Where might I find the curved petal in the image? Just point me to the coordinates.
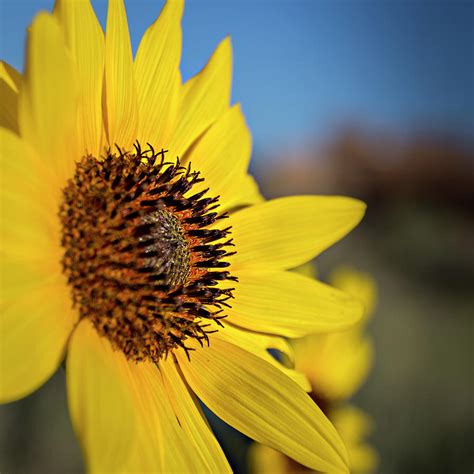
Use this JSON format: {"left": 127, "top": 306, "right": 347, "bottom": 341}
{"left": 104, "top": 0, "right": 138, "bottom": 149}
{"left": 169, "top": 37, "right": 232, "bottom": 159}
{"left": 0, "top": 280, "right": 76, "bottom": 403}
{"left": 0, "top": 128, "right": 62, "bottom": 262}
{"left": 227, "top": 269, "right": 363, "bottom": 337}
{"left": 216, "top": 322, "right": 311, "bottom": 392}
{"left": 160, "top": 357, "right": 232, "bottom": 473}
{"left": 18, "top": 12, "right": 78, "bottom": 182}
{"left": 1, "top": 252, "right": 58, "bottom": 305}
{"left": 68, "top": 320, "right": 214, "bottom": 473}
{"left": 226, "top": 195, "right": 366, "bottom": 271}
{"left": 67, "top": 320, "right": 139, "bottom": 473}
{"left": 123, "top": 360, "right": 202, "bottom": 473}
{"left": 177, "top": 337, "right": 349, "bottom": 473}
{"left": 0, "top": 61, "right": 21, "bottom": 133}
{"left": 134, "top": 0, "right": 183, "bottom": 147}
{"left": 184, "top": 104, "right": 255, "bottom": 211}
{"left": 235, "top": 174, "right": 265, "bottom": 207}
{"left": 54, "top": 0, "right": 105, "bottom": 157}
{"left": 224, "top": 173, "right": 264, "bottom": 211}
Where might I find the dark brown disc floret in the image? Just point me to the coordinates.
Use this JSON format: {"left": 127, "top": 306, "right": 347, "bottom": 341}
{"left": 59, "top": 145, "right": 236, "bottom": 362}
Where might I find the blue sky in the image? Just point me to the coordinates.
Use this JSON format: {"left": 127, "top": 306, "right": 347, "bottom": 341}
{"left": 1, "top": 0, "right": 473, "bottom": 150}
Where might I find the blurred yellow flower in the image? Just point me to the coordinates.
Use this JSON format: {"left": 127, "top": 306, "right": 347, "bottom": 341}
{"left": 295, "top": 267, "right": 376, "bottom": 402}
{"left": 331, "top": 406, "right": 378, "bottom": 473}
{"left": 250, "top": 267, "right": 378, "bottom": 473}
{"left": 0, "top": 0, "right": 366, "bottom": 472}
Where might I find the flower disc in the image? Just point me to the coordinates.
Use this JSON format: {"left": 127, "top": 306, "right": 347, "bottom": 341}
{"left": 60, "top": 146, "right": 236, "bottom": 362}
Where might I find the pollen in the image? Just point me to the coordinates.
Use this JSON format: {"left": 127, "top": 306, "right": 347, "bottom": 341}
{"left": 59, "top": 145, "right": 236, "bottom": 362}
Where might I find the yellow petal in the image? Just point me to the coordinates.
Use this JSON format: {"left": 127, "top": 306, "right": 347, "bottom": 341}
{"left": 68, "top": 322, "right": 211, "bottom": 473}
{"left": 235, "top": 173, "right": 264, "bottom": 205}
{"left": 177, "top": 337, "right": 349, "bottom": 473}
{"left": 227, "top": 195, "right": 366, "bottom": 271}
{"left": 0, "top": 61, "right": 21, "bottom": 91}
{"left": 292, "top": 261, "right": 318, "bottom": 279}
{"left": 67, "top": 320, "right": 139, "bottom": 473}
{"left": 54, "top": 0, "right": 105, "bottom": 157}
{"left": 0, "top": 128, "right": 62, "bottom": 262}
{"left": 104, "top": 0, "right": 138, "bottom": 149}
{"left": 295, "top": 332, "right": 374, "bottom": 401}
{"left": 18, "top": 12, "right": 78, "bottom": 182}
{"left": 221, "top": 173, "right": 264, "bottom": 213}
{"left": 0, "top": 281, "right": 76, "bottom": 403}
{"left": 216, "top": 322, "right": 311, "bottom": 392}
{"left": 331, "top": 406, "right": 379, "bottom": 473}
{"left": 1, "top": 186, "right": 58, "bottom": 260}
{"left": 331, "top": 406, "right": 374, "bottom": 443}
{"left": 169, "top": 37, "right": 232, "bottom": 158}
{"left": 160, "top": 357, "right": 232, "bottom": 473}
{"left": 123, "top": 360, "right": 200, "bottom": 472}
{"left": 0, "top": 61, "right": 21, "bottom": 133}
{"left": 135, "top": 0, "right": 183, "bottom": 147}
{"left": 330, "top": 266, "right": 377, "bottom": 322}
{"left": 184, "top": 104, "right": 255, "bottom": 211}
{"left": 213, "top": 173, "right": 264, "bottom": 214}
{"left": 227, "top": 269, "right": 363, "bottom": 337}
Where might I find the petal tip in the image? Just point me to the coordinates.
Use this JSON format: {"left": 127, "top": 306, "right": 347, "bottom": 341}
{"left": 349, "top": 295, "right": 366, "bottom": 326}
{"left": 163, "top": 0, "right": 185, "bottom": 21}
{"left": 353, "top": 197, "right": 367, "bottom": 214}
{"left": 341, "top": 196, "right": 366, "bottom": 229}
{"left": 217, "top": 36, "right": 233, "bottom": 62}
{"left": 29, "top": 10, "right": 59, "bottom": 32}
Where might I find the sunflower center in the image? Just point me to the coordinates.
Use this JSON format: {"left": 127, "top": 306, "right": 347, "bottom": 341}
{"left": 59, "top": 145, "right": 236, "bottom": 362}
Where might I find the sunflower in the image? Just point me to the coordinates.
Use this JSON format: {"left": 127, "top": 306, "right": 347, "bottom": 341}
{"left": 249, "top": 267, "right": 379, "bottom": 473}
{"left": 0, "top": 1, "right": 366, "bottom": 472}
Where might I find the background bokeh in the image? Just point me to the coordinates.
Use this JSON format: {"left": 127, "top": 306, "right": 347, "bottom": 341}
{"left": 1, "top": 0, "right": 473, "bottom": 473}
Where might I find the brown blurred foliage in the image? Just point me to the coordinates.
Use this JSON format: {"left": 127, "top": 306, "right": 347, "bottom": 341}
{"left": 258, "top": 126, "right": 474, "bottom": 209}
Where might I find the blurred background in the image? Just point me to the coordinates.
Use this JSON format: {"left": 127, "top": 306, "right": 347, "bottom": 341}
{"left": 1, "top": 0, "right": 473, "bottom": 473}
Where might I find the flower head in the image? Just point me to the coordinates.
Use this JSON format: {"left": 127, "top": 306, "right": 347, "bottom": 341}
{"left": 1, "top": 1, "right": 366, "bottom": 472}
